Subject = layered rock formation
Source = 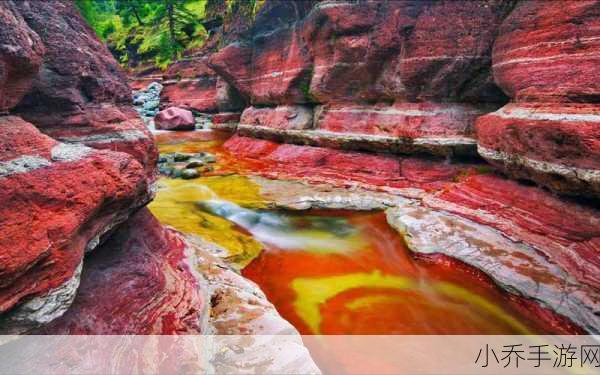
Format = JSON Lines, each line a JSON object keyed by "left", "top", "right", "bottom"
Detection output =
{"left": 38, "top": 209, "right": 203, "bottom": 334}
{"left": 223, "top": 134, "right": 599, "bottom": 333}
{"left": 12, "top": 0, "right": 157, "bottom": 179}
{"left": 476, "top": 0, "right": 600, "bottom": 197}
{"left": 209, "top": 0, "right": 514, "bottom": 157}
{"left": 0, "top": 116, "right": 151, "bottom": 334}
{"left": 0, "top": 1, "right": 322, "bottom": 354}
{"left": 0, "top": 0, "right": 158, "bottom": 332}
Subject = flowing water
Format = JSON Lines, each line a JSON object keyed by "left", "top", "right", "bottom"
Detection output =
{"left": 149, "top": 130, "right": 570, "bottom": 335}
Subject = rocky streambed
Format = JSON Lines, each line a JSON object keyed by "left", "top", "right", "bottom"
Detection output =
{"left": 150, "top": 130, "right": 594, "bottom": 335}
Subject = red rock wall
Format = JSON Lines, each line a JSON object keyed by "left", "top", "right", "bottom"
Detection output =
{"left": 39, "top": 208, "right": 204, "bottom": 334}
{"left": 0, "top": 117, "right": 151, "bottom": 333}
{"left": 11, "top": 0, "right": 157, "bottom": 179}
{"left": 0, "top": 0, "right": 159, "bottom": 332}
{"left": 209, "top": 0, "right": 515, "bottom": 157}
{"left": 476, "top": 0, "right": 600, "bottom": 198}
{"left": 0, "top": 0, "right": 44, "bottom": 112}
{"left": 207, "top": 0, "right": 600, "bottom": 198}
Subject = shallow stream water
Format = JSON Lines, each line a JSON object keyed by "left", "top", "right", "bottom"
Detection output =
{"left": 149, "top": 130, "right": 567, "bottom": 335}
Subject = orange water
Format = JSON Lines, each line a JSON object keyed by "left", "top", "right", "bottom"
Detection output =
{"left": 153, "top": 131, "right": 580, "bottom": 335}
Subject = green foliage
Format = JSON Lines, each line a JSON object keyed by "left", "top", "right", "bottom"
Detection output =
{"left": 76, "top": 0, "right": 210, "bottom": 69}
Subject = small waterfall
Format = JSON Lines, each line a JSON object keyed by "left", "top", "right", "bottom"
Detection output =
{"left": 196, "top": 199, "right": 364, "bottom": 254}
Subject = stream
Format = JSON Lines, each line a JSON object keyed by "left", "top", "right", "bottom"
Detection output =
{"left": 149, "top": 130, "right": 564, "bottom": 335}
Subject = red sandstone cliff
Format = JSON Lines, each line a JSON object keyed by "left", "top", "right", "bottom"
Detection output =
{"left": 202, "top": 0, "right": 599, "bottom": 198}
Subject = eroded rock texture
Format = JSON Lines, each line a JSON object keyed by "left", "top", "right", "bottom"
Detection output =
{"left": 0, "top": 0, "right": 44, "bottom": 112}
{"left": 210, "top": 0, "right": 515, "bottom": 155}
{"left": 476, "top": 0, "right": 600, "bottom": 197}
{"left": 12, "top": 0, "right": 157, "bottom": 179}
{"left": 0, "top": 117, "right": 151, "bottom": 333}
{"left": 224, "top": 134, "right": 472, "bottom": 195}
{"left": 0, "top": 0, "right": 161, "bottom": 333}
{"left": 39, "top": 209, "right": 204, "bottom": 334}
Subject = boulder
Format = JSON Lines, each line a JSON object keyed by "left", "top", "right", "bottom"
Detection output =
{"left": 476, "top": 0, "right": 600, "bottom": 197}
{"left": 0, "top": 116, "right": 151, "bottom": 333}
{"left": 155, "top": 107, "right": 196, "bottom": 131}
{"left": 12, "top": 0, "right": 157, "bottom": 179}
{"left": 0, "top": 0, "right": 44, "bottom": 112}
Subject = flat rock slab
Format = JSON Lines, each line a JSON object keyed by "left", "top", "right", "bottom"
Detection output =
{"left": 387, "top": 205, "right": 600, "bottom": 334}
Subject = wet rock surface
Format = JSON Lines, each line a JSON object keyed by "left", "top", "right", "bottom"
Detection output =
{"left": 133, "top": 81, "right": 162, "bottom": 120}
{"left": 386, "top": 205, "right": 598, "bottom": 334}
{"left": 38, "top": 208, "right": 204, "bottom": 334}
{"left": 157, "top": 151, "right": 217, "bottom": 179}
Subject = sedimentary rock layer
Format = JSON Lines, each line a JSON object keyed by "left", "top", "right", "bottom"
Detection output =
{"left": 0, "top": 116, "right": 151, "bottom": 333}
{"left": 418, "top": 174, "right": 600, "bottom": 332}
{"left": 387, "top": 205, "right": 599, "bottom": 334}
{"left": 12, "top": 0, "right": 157, "bottom": 178}
{"left": 476, "top": 0, "right": 600, "bottom": 197}
{"left": 161, "top": 57, "right": 219, "bottom": 113}
{"left": 240, "top": 105, "right": 313, "bottom": 130}
{"left": 223, "top": 135, "right": 473, "bottom": 195}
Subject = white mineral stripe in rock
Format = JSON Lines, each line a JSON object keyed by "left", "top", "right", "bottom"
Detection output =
{"left": 0, "top": 261, "right": 83, "bottom": 334}
{"left": 237, "top": 125, "right": 477, "bottom": 148}
{"left": 493, "top": 106, "right": 600, "bottom": 122}
{"left": 401, "top": 55, "right": 485, "bottom": 62}
{"left": 50, "top": 143, "right": 93, "bottom": 162}
{"left": 478, "top": 145, "right": 600, "bottom": 184}
{"left": 0, "top": 155, "right": 51, "bottom": 178}
{"left": 493, "top": 51, "right": 600, "bottom": 68}
{"left": 162, "top": 77, "right": 214, "bottom": 84}
{"left": 0, "top": 144, "right": 97, "bottom": 179}
{"left": 238, "top": 62, "right": 356, "bottom": 83}
{"left": 496, "top": 36, "right": 600, "bottom": 57}
{"left": 385, "top": 205, "right": 599, "bottom": 334}
{"left": 314, "top": 1, "right": 354, "bottom": 10}
{"left": 57, "top": 130, "right": 149, "bottom": 144}
{"left": 323, "top": 106, "right": 485, "bottom": 117}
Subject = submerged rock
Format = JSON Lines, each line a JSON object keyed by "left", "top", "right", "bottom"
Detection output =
{"left": 181, "top": 168, "right": 200, "bottom": 179}
{"left": 157, "top": 151, "right": 217, "bottom": 179}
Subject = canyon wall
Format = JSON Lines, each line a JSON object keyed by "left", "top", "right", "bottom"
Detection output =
{"left": 0, "top": 0, "right": 158, "bottom": 333}
{"left": 0, "top": 2, "right": 317, "bottom": 353}
{"left": 204, "top": 0, "right": 599, "bottom": 199}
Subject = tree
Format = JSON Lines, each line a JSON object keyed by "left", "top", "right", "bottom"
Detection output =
{"left": 77, "top": 0, "right": 260, "bottom": 69}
